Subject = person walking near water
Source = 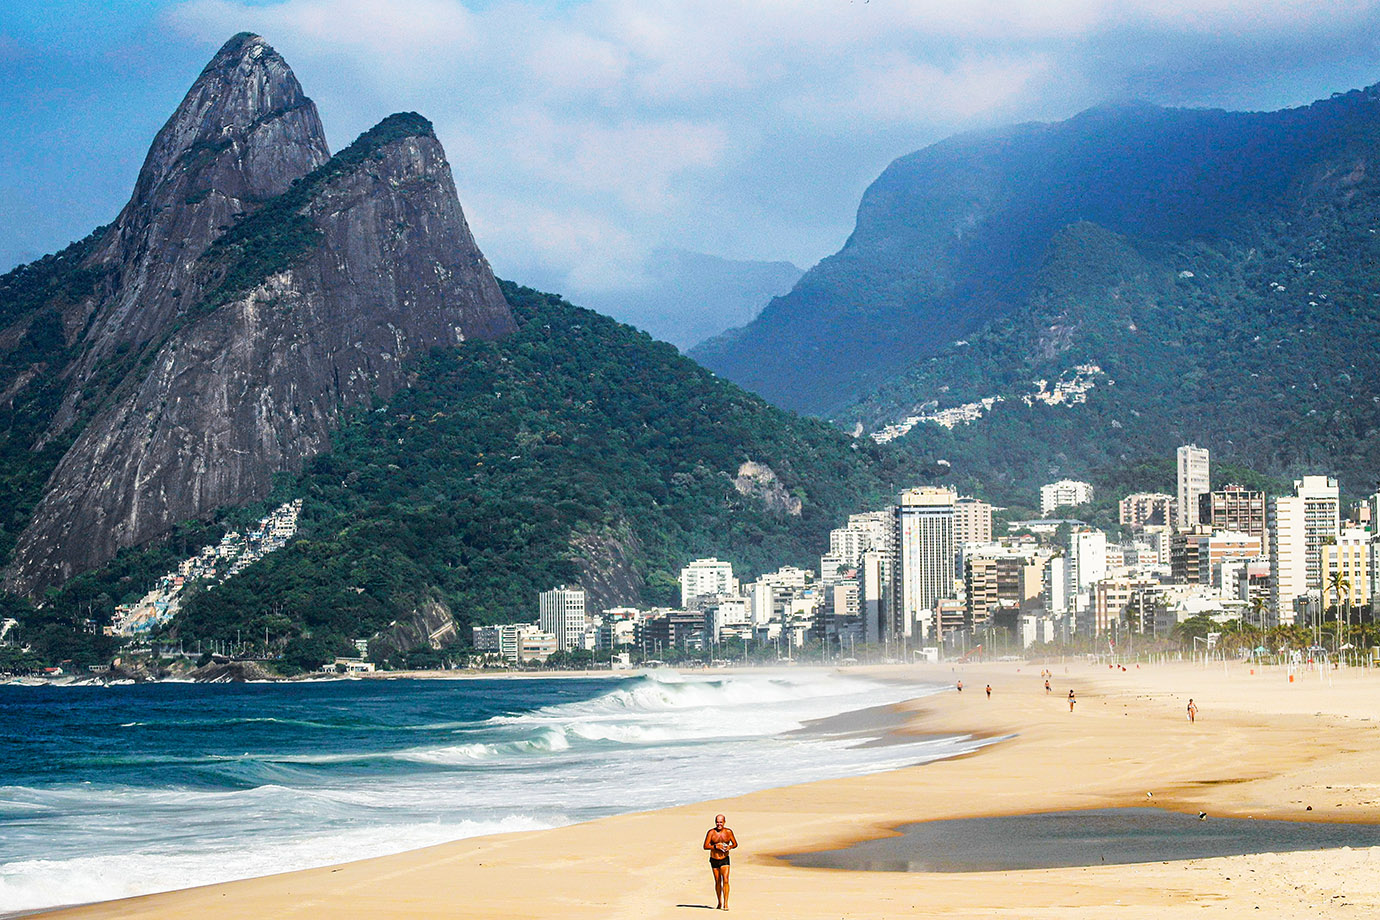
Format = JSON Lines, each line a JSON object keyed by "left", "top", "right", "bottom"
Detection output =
{"left": 985, "top": 684, "right": 992, "bottom": 699}
{"left": 1044, "top": 678, "right": 1051, "bottom": 694}
{"left": 1068, "top": 689, "right": 1076, "bottom": 712}
{"left": 1187, "top": 699, "right": 1198, "bottom": 723}
{"left": 956, "top": 680, "right": 963, "bottom": 692}
{"left": 704, "top": 813, "right": 738, "bottom": 910}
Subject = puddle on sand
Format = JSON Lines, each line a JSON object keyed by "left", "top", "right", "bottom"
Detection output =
{"left": 786, "top": 808, "right": 1380, "bottom": 872}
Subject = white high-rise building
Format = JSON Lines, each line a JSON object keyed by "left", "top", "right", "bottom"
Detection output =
{"left": 1176, "top": 444, "right": 1211, "bottom": 529}
{"left": 680, "top": 558, "right": 737, "bottom": 607}
{"left": 538, "top": 585, "right": 587, "bottom": 650}
{"left": 1040, "top": 480, "right": 1094, "bottom": 516}
{"left": 859, "top": 548, "right": 888, "bottom": 644}
{"left": 1067, "top": 529, "right": 1108, "bottom": 634}
{"left": 828, "top": 510, "right": 890, "bottom": 567}
{"left": 893, "top": 487, "right": 957, "bottom": 640}
{"left": 1269, "top": 476, "right": 1340, "bottom": 625}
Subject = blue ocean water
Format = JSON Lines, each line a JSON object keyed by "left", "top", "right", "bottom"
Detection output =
{"left": 0, "top": 669, "right": 956, "bottom": 912}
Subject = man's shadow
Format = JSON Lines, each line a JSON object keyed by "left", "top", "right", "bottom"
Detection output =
{"left": 675, "top": 905, "right": 716, "bottom": 910}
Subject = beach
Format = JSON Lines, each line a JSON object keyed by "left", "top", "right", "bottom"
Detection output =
{"left": 36, "top": 659, "right": 1380, "bottom": 919}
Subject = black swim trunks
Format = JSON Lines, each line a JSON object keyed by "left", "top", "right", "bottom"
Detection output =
{"left": 709, "top": 855, "right": 730, "bottom": 868}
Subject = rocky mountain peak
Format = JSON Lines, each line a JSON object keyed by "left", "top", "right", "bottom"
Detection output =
{"left": 70, "top": 34, "right": 330, "bottom": 369}
{"left": 5, "top": 91, "right": 513, "bottom": 594}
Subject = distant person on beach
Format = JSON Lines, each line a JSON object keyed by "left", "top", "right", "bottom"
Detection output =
{"left": 1045, "top": 679, "right": 1051, "bottom": 694}
{"left": 1187, "top": 699, "right": 1198, "bottom": 723}
{"left": 704, "top": 813, "right": 738, "bottom": 910}
{"left": 957, "top": 680, "right": 963, "bottom": 692}
{"left": 1068, "top": 689, "right": 1076, "bottom": 712}
{"left": 985, "top": 684, "right": 992, "bottom": 699}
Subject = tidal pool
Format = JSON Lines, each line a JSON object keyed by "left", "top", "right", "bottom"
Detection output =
{"left": 785, "top": 808, "right": 1380, "bottom": 872}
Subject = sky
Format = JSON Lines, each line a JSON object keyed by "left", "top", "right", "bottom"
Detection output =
{"left": 4, "top": 1, "right": 1380, "bottom": 296}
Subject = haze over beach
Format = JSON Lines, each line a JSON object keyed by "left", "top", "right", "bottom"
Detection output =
{"left": 6, "top": 2, "right": 1380, "bottom": 919}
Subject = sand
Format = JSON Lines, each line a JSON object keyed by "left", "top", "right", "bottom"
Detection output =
{"left": 36, "top": 658, "right": 1380, "bottom": 919}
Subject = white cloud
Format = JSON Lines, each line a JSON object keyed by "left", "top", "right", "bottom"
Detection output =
{"left": 159, "top": 0, "right": 1380, "bottom": 292}
{"left": 502, "top": 107, "right": 727, "bottom": 211}
{"left": 168, "top": 0, "right": 476, "bottom": 52}
{"left": 799, "top": 52, "right": 1055, "bottom": 126}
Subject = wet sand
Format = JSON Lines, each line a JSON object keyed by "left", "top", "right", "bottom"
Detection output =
{"left": 35, "top": 658, "right": 1380, "bottom": 919}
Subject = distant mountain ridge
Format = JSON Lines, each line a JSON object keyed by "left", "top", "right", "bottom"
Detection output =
{"left": 691, "top": 87, "right": 1380, "bottom": 417}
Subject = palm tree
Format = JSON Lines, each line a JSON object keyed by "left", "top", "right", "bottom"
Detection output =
{"left": 1327, "top": 569, "right": 1351, "bottom": 657}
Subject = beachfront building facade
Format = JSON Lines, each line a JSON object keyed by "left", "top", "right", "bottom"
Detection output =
{"left": 1067, "top": 529, "right": 1108, "bottom": 635}
{"left": 893, "top": 487, "right": 956, "bottom": 640}
{"left": 1324, "top": 529, "right": 1372, "bottom": 615}
{"left": 1040, "top": 480, "right": 1094, "bottom": 516}
{"left": 1269, "top": 476, "right": 1340, "bottom": 626}
{"left": 539, "top": 585, "right": 588, "bottom": 650}
{"left": 1176, "top": 444, "right": 1211, "bottom": 529}
{"left": 680, "top": 558, "right": 738, "bottom": 608}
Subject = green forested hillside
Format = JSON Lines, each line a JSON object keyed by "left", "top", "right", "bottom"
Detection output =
{"left": 849, "top": 187, "right": 1380, "bottom": 501}
{"left": 693, "top": 86, "right": 1380, "bottom": 417}
{"left": 7, "top": 283, "right": 927, "bottom": 668}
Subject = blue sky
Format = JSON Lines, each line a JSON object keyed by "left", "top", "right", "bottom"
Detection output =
{"left": 4, "top": 1, "right": 1380, "bottom": 296}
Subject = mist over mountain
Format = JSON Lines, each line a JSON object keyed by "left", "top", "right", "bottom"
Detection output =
{"left": 687, "top": 85, "right": 1380, "bottom": 497}
{"left": 691, "top": 89, "right": 1380, "bottom": 418}
{"left": 562, "top": 250, "right": 801, "bottom": 350}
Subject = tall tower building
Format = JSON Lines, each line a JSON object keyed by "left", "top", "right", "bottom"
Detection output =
{"left": 1176, "top": 444, "right": 1211, "bottom": 529}
{"left": 892, "top": 487, "right": 956, "bottom": 641}
{"left": 538, "top": 585, "right": 587, "bottom": 650}
{"left": 1268, "top": 476, "right": 1339, "bottom": 625}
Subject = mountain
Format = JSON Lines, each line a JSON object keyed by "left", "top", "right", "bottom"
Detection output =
{"left": 0, "top": 34, "right": 513, "bottom": 595}
{"left": 165, "top": 284, "right": 920, "bottom": 668}
{"left": 0, "top": 35, "right": 928, "bottom": 670}
{"left": 830, "top": 90, "right": 1380, "bottom": 499}
{"left": 690, "top": 89, "right": 1380, "bottom": 418}
{"left": 562, "top": 250, "right": 802, "bottom": 350}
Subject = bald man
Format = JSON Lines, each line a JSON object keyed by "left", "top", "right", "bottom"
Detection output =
{"left": 703, "top": 813, "right": 738, "bottom": 909}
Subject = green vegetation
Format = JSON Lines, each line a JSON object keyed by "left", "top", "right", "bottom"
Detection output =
{"left": 0, "top": 230, "right": 112, "bottom": 568}
{"left": 199, "top": 112, "right": 435, "bottom": 311}
{"left": 146, "top": 282, "right": 925, "bottom": 662}
{"left": 850, "top": 189, "right": 1380, "bottom": 504}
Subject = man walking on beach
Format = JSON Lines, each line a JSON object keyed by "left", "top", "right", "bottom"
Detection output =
{"left": 704, "top": 813, "right": 738, "bottom": 910}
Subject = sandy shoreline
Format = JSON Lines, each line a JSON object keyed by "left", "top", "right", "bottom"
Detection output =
{"left": 35, "top": 659, "right": 1380, "bottom": 918}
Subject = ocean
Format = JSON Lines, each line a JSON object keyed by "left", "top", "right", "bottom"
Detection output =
{"left": 0, "top": 668, "right": 958, "bottom": 913}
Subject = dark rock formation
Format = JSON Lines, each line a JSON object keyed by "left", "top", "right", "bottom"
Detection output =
{"left": 4, "top": 36, "right": 513, "bottom": 595}
{"left": 368, "top": 597, "right": 459, "bottom": 660}
{"left": 57, "top": 33, "right": 330, "bottom": 411}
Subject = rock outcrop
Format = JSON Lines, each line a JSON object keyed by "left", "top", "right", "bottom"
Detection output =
{"left": 4, "top": 36, "right": 514, "bottom": 594}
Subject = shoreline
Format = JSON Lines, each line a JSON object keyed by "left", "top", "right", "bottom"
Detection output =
{"left": 33, "top": 659, "right": 1380, "bottom": 918}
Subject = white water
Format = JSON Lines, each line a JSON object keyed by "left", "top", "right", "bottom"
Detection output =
{"left": 0, "top": 669, "right": 958, "bottom": 912}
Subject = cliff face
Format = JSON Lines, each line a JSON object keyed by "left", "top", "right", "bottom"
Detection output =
{"left": 63, "top": 35, "right": 330, "bottom": 392}
{"left": 3, "top": 37, "right": 513, "bottom": 594}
